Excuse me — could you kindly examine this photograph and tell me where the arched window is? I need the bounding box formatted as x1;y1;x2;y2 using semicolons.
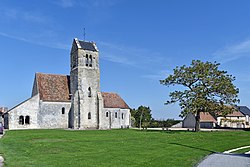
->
106;112;109;117
88;87;91;97
89;55;93;67
19;116;24;125
122;113;124;119
25;116;30;124
88;112;91;119
62;107;65;114
115;112;117;118
86;54;89;66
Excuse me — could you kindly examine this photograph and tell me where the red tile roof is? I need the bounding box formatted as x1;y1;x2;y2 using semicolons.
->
226;111;245;117
200;112;217;123
101;92;130;109
36;73;71;102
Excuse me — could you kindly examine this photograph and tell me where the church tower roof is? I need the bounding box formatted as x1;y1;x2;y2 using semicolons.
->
74;38;98;52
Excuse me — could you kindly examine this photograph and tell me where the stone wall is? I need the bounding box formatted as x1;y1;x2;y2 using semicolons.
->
100;108;131;129
38;101;71;129
120;109;131;128
7;94;39;130
70;40;100;129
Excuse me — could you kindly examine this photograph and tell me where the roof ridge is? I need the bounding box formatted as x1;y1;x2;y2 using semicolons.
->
36;72;69;76
101;92;118;94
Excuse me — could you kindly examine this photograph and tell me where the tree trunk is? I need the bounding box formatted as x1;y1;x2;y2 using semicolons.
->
139;112;143;130
195;111;201;132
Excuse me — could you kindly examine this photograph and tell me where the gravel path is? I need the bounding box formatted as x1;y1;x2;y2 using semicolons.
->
197;153;250;167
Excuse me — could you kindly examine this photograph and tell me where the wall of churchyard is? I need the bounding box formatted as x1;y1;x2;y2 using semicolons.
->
38;101;71;129
8;94;39;130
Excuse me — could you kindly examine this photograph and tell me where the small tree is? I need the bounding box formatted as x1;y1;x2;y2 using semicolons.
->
160;60;239;131
131;106;152;129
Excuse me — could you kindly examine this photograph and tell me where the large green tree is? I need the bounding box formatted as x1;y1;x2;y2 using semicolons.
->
160;60;239;131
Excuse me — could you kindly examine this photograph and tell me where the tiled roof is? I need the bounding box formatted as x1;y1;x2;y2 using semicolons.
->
200;112;217;123
226;111;245;117
101;92;130;109
36;73;71;102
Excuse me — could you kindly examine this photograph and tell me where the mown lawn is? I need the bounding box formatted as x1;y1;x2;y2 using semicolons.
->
0;129;250;167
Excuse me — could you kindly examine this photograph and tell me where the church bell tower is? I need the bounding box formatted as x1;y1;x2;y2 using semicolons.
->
69;38;100;129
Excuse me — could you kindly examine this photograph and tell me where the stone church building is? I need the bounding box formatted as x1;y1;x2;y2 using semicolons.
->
4;38;131;130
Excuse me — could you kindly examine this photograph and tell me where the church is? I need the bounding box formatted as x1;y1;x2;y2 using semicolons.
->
3;38;131;130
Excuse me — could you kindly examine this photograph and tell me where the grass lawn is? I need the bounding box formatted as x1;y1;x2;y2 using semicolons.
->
1;129;250;167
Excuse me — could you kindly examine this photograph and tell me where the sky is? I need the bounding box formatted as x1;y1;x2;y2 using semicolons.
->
1;0;250;120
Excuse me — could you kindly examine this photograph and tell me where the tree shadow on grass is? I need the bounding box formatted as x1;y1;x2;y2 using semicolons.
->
133;129;193;134
169;142;217;153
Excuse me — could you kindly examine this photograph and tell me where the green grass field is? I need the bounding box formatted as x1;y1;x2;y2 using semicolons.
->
0;129;250;167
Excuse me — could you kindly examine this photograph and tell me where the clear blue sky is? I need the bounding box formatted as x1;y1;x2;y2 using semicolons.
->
1;0;250;120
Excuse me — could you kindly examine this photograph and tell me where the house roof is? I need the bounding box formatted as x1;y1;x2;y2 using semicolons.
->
101;92;130;109
238;106;250;116
225;111;245;117
200;112;217;123
36;73;71;102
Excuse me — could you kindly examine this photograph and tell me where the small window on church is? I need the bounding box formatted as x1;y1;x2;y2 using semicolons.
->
19;116;24;125
88;112;91;119
62;107;65;114
122;113;124;119
106;112;109;117
115;112;117;118
86;54;89;66
25;116;30;124
88;87;91;97
89;55;93;67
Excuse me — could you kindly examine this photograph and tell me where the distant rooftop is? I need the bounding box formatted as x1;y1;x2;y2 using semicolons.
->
238;106;250;116
200;112;217;123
